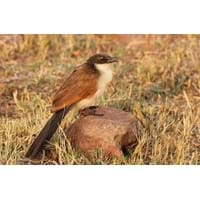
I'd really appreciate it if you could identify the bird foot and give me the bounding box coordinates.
[79,106,104,117]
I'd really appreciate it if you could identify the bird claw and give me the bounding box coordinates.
[79,106,104,117]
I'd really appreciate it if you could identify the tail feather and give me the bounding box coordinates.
[26,107,70,159]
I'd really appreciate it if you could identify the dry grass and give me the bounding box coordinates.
[0,35,199,164]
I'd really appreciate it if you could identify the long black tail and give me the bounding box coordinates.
[26,107,70,159]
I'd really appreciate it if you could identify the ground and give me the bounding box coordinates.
[0,35,199,164]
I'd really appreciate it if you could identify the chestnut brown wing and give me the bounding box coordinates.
[51,64,99,112]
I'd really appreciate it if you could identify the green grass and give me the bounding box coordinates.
[0,35,199,164]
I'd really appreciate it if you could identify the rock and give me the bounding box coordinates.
[65,107,140,158]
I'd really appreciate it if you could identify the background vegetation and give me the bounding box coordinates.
[0,35,199,164]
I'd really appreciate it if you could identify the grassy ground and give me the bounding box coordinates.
[0,35,199,164]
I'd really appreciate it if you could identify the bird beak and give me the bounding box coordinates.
[108,57,118,63]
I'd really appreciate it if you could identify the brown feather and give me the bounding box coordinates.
[51,64,99,112]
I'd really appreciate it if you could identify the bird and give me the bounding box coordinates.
[25,53,118,159]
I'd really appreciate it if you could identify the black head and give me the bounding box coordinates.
[87,54,118,65]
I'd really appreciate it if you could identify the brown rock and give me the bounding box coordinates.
[65,107,140,158]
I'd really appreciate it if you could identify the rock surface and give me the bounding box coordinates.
[65,107,140,158]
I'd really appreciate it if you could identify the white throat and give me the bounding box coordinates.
[95,63,113,84]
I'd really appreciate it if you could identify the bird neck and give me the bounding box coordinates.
[95,63,113,86]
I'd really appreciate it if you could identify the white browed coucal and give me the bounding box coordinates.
[26,54,118,159]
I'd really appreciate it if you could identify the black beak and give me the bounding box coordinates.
[108,57,118,63]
